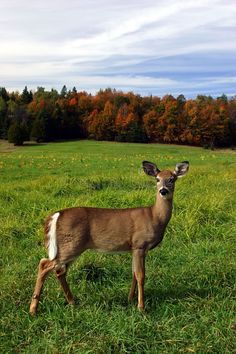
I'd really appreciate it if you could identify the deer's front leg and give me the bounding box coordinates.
[132,248,145,311]
[128,258,137,302]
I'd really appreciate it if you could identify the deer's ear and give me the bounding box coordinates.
[174,161,189,178]
[142,161,160,177]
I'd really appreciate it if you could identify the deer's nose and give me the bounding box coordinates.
[159,188,169,196]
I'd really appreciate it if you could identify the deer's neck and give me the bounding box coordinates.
[151,193,173,226]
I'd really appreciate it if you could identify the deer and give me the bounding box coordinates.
[29,160,189,315]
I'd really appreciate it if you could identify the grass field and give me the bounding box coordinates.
[0,139,236,353]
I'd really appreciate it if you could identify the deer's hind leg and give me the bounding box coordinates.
[55,264,75,305]
[29,258,55,315]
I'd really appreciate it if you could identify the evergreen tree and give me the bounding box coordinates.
[0,97,7,138]
[60,85,68,98]
[30,119,46,143]
[0,87,9,101]
[21,86,33,104]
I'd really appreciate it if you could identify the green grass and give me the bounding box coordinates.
[0,140,236,353]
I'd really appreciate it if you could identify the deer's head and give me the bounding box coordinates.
[142,160,189,200]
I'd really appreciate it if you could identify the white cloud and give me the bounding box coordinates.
[0,0,235,96]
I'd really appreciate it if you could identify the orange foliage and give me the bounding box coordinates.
[2,86,234,146]
[39,99,45,109]
[69,97,77,106]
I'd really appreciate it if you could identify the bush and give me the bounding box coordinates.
[8,122,29,146]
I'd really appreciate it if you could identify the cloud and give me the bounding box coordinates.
[0,0,235,96]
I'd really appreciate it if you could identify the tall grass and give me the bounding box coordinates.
[0,140,236,353]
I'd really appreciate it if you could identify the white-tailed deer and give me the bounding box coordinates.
[29,160,189,314]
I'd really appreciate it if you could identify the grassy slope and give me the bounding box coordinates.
[0,140,236,353]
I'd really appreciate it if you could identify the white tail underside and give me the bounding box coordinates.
[48,212,60,260]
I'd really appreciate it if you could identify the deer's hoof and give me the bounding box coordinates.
[138,305,145,312]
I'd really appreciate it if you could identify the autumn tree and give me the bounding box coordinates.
[115,103,146,142]
[86,108,100,139]
[143,109,159,141]
[99,100,116,140]
[181,100,199,144]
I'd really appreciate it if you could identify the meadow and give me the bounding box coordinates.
[0,139,235,353]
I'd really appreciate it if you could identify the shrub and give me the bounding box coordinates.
[8,122,29,146]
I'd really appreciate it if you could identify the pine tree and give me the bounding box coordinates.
[60,85,68,98]
[30,119,46,143]
[21,86,33,104]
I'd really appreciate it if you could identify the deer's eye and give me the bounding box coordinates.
[168,177,174,183]
[156,177,160,183]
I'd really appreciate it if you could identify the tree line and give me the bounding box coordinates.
[0,85,235,147]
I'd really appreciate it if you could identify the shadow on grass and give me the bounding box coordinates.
[23,142,47,147]
[50,285,210,313]
[102,286,211,311]
[75,263,121,283]
[23,139,81,147]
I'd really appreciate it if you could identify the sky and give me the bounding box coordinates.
[0,0,236,97]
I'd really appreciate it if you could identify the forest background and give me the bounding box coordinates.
[0,86,235,148]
